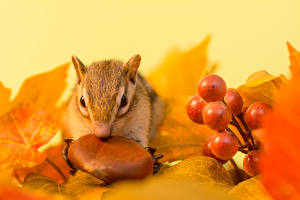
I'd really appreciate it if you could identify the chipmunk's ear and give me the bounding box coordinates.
[124,54,141,84]
[72,55,87,83]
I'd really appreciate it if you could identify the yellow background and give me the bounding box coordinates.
[1,0,299,97]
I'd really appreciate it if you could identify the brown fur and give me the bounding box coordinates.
[63,55,164,147]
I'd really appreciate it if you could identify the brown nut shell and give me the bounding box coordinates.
[67,135,153,183]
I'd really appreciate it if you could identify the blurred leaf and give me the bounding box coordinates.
[0,103,58,169]
[61,171,109,200]
[260,43,300,200]
[161,156,234,189]
[237,70,287,107]
[0,63,69,118]
[0,82,11,114]
[287,42,300,78]
[148,36,216,98]
[0,63,70,180]
[0,170,64,200]
[229,177,271,200]
[23,175,61,194]
[10,63,70,117]
[261,77,300,198]
[104,177,232,200]
[148,37,217,162]
[14,144,71,184]
[0,185,55,200]
[150,97,216,162]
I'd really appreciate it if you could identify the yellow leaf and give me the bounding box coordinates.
[161,156,234,189]
[0,171,65,200]
[105,177,232,200]
[229,177,272,200]
[237,70,287,107]
[23,175,63,195]
[147,36,216,98]
[148,38,217,162]
[0,63,70,117]
[149,99,216,162]
[61,171,108,200]
[11,63,70,115]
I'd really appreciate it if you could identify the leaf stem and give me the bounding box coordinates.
[46,158,66,181]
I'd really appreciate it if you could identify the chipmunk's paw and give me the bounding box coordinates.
[62,139,78,175]
[144,147,163,174]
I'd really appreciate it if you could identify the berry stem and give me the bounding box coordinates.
[225,127,243,147]
[236,113,249,132]
[237,113,256,147]
[238,148,249,154]
[230,158,244,183]
[230,116,249,145]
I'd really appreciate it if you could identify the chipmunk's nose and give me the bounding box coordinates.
[94,123,111,138]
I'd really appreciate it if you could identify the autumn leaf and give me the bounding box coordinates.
[161,156,234,188]
[104,177,232,200]
[147,36,216,98]
[22,171,109,200]
[61,171,109,200]
[260,43,300,200]
[14,144,71,184]
[0,63,70,181]
[229,177,271,200]
[0,185,55,200]
[287,42,300,78]
[0,170,63,200]
[0,82,11,112]
[23,175,62,194]
[237,70,287,107]
[0,103,58,169]
[148,38,217,162]
[150,99,216,162]
[0,62,70,117]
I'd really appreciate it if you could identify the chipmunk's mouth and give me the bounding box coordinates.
[94,123,111,138]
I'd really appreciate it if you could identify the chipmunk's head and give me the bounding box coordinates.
[71,54,141,139]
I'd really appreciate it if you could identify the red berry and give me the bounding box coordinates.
[203,136,228,164]
[245,102,272,129]
[198,74,227,102]
[210,131,238,160]
[224,89,243,115]
[186,94,207,124]
[243,150,260,176]
[203,101,231,131]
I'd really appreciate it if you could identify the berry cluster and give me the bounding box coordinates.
[186,74,271,176]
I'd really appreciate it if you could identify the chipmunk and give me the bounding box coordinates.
[62,54,164,147]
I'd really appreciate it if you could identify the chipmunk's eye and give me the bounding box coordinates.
[120,95,127,108]
[80,96,86,108]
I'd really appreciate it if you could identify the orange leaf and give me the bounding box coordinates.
[260,44,300,200]
[0,103,58,169]
[287,42,300,78]
[0,82,11,114]
[0,184,53,200]
[14,144,71,184]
